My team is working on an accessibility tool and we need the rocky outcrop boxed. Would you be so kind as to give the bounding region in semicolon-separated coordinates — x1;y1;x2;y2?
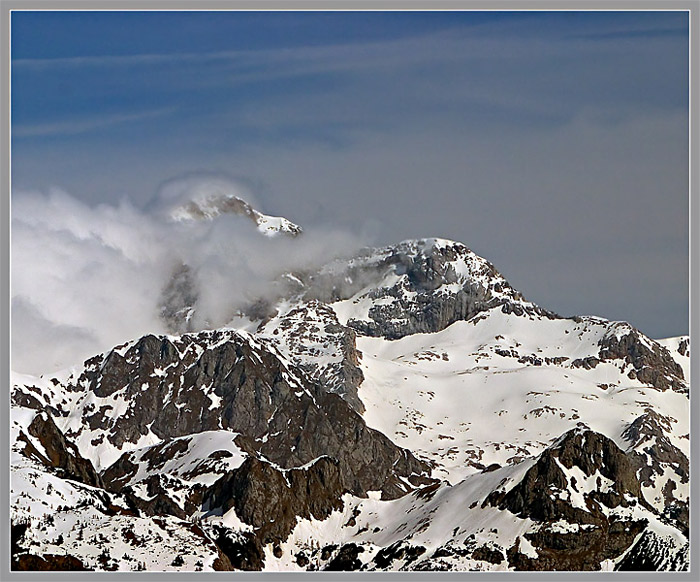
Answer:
18;411;103;489
258;388;432;498
12;553;90;571
488;429;647;521
251;239;555;343
123;474;205;520
596;327;686;392
487;428;656;570
203;456;344;545
622;409;689;535
258;301;366;413
341;241;554;340
324;543;365;571
373;541;427;569
506;518;648;571
73;330;431;499
208;527;264;571
623;410;689;485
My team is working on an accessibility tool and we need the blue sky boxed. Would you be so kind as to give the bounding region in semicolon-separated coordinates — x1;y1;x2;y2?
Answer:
11;10;690;339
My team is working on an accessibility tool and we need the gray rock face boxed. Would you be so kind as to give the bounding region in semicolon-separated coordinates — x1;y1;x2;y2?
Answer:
346;249;504;339
622;409;689;535
204;456;344;544
487;428;654;571
66;330;432;499
623;410;689;485
595;326;686;392
17;411;103;489
488;428;647;520
159;263;198;334
297;239;555;341
258;301;365;413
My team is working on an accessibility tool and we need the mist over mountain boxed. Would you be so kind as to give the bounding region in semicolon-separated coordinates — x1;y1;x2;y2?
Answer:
10;177;366;375
10;196;690;572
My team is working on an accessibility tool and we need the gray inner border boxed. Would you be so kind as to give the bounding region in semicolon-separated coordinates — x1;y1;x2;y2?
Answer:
1;1;697;581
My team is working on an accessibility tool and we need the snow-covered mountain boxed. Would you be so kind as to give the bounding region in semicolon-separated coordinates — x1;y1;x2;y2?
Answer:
158;194;302;334
168;192;303;237
11;213;690;571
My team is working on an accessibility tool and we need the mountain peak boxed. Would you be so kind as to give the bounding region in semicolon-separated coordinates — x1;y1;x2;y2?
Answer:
168;193;302;237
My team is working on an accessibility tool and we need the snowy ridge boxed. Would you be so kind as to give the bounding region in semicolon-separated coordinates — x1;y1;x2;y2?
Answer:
168;193;302;237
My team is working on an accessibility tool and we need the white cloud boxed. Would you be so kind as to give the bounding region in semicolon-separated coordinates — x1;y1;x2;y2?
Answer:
10;177;368;376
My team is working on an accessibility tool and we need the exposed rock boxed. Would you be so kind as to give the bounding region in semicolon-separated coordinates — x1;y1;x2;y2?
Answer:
320;544;338;561
622;409;689;535
11;521;28;563
472;544;504;564
488;428;647;521
254;239;556;343
11;384;65;418
597;327;686;392
623;410;688;484
203;456;344;545
258;301;366;413
373;541;426;569
19;411;103;488
12;553;90;571
343;241;554;340
159;263;199;334
571;356;600;370
121;474;205;520
615;529;689;571
324;543;365;571
208;526;264;571
259;389;433;498
85;330;431;499
521;519;647;571
488;428;660;570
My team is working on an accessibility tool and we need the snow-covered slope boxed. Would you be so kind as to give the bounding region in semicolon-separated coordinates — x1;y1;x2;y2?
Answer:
355;314;689;483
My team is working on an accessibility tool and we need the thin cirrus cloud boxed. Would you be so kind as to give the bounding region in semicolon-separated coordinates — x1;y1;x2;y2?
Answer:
11;18;687;142
12;49;248;70
12;107;177;138
10;10;689;346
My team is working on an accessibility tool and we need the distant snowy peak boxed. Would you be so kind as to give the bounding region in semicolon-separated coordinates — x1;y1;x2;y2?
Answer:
169;194;302;237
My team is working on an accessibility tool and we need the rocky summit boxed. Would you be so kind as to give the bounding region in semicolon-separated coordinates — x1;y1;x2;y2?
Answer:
10;203;690;572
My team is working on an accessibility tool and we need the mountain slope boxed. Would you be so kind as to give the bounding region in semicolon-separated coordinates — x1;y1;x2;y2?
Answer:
10;235;690;572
